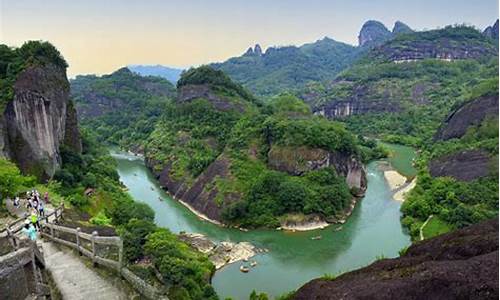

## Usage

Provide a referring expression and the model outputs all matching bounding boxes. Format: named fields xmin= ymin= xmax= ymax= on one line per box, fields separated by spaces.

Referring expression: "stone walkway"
xmin=42 ymin=241 xmax=127 ymax=300
xmin=5 ymin=197 xmax=127 ymax=300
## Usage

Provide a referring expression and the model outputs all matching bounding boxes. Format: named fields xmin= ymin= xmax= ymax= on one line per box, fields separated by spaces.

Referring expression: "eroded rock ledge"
xmin=292 ymin=218 xmax=499 ymax=300
xmin=178 ymin=233 xmax=260 ymax=270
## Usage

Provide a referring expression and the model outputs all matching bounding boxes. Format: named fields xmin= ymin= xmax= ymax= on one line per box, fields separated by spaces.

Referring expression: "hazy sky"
xmin=1 ymin=0 xmax=498 ymax=77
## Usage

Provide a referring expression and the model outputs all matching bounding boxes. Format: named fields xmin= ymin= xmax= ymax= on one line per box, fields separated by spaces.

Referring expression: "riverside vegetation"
xmin=1 ymin=18 xmax=498 ymax=300
xmin=0 ymin=41 xmax=216 ymax=300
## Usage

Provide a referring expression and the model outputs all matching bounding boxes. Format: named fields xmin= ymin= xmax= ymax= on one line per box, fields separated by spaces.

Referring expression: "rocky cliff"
xmin=429 ymin=150 xmax=494 ymax=182
xmin=434 ymin=94 xmax=499 ymax=141
xmin=292 ymin=218 xmax=499 ymax=300
xmin=358 ymin=20 xmax=392 ymax=47
xmin=267 ymin=145 xmax=366 ymax=195
xmin=71 ymin=67 xmax=175 ymax=119
xmin=2 ymin=63 xmax=81 ymax=180
xmin=483 ymin=19 xmax=499 ymax=40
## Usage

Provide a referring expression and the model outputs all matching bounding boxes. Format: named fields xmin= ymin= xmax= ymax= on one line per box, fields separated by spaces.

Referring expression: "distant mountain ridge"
xmin=212 ymin=20 xmax=414 ymax=96
xmin=128 ymin=64 xmax=184 ymax=83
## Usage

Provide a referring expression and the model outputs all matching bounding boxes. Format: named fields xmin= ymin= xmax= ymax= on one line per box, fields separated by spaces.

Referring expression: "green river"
xmin=111 ymin=144 xmax=414 ymax=299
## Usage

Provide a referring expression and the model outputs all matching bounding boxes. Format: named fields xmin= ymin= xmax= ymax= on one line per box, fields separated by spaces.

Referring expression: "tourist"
xmin=21 ymin=222 xmax=37 ymax=241
xmin=13 ymin=196 xmax=20 ymax=207
xmin=44 ymin=191 xmax=50 ymax=204
xmin=38 ymin=200 xmax=45 ymax=217
xmin=26 ymin=197 xmax=33 ymax=210
xmin=31 ymin=212 xmax=40 ymax=231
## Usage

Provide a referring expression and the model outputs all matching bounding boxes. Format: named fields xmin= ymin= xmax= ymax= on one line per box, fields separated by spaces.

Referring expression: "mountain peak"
xmin=392 ymin=21 xmax=413 ymax=35
xmin=358 ymin=20 xmax=391 ymax=47
xmin=243 ymin=44 xmax=263 ymax=56
xmin=483 ymin=19 xmax=499 ymax=40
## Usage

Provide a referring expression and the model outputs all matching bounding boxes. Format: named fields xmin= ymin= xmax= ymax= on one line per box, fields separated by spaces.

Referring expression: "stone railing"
xmin=38 ymin=206 xmax=168 ymax=300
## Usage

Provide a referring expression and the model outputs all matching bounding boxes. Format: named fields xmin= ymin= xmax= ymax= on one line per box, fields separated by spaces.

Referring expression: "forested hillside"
xmin=303 ymin=25 xmax=498 ymax=146
xmin=144 ymin=66 xmax=384 ymax=228
xmin=71 ymin=67 xmax=175 ymax=150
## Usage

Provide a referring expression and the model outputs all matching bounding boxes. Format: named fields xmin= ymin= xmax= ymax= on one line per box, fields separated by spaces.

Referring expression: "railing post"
xmin=76 ymin=227 xmax=82 ymax=256
xmin=91 ymin=231 xmax=97 ymax=267
xmin=118 ymin=238 xmax=124 ymax=273
xmin=50 ymin=224 xmax=54 ymax=239
xmin=6 ymin=226 xmax=17 ymax=249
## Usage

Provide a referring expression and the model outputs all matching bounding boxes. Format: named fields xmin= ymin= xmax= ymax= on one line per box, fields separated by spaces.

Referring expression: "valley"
xmin=112 ymin=143 xmax=414 ymax=299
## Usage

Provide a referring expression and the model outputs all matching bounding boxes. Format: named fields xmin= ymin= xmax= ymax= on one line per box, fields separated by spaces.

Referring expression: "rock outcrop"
xmin=434 ymin=94 xmax=499 ymax=141
xmin=71 ymin=67 xmax=175 ymax=119
xmin=392 ymin=21 xmax=413 ymax=35
xmin=358 ymin=20 xmax=392 ymax=47
xmin=177 ymin=84 xmax=246 ymax=112
xmin=147 ymin=154 xmax=241 ymax=222
xmin=267 ymin=145 xmax=367 ymax=195
xmin=292 ymin=218 xmax=499 ymax=300
xmin=483 ymin=19 xmax=499 ymax=40
xmin=429 ymin=150 xmax=494 ymax=181
xmin=2 ymin=64 xmax=81 ymax=180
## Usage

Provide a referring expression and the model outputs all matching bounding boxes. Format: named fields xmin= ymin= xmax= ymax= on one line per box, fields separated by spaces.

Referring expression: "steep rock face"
xmin=71 ymin=67 xmax=175 ymax=119
xmin=177 ymin=84 xmax=246 ymax=112
xmin=147 ymin=154 xmax=240 ymax=222
xmin=358 ymin=20 xmax=392 ymax=47
xmin=392 ymin=21 xmax=413 ymax=35
xmin=267 ymin=145 xmax=367 ymax=194
xmin=370 ymin=27 xmax=498 ymax=62
xmin=292 ymin=218 xmax=499 ymax=300
xmin=3 ymin=64 xmax=81 ymax=179
xmin=483 ymin=19 xmax=499 ymax=40
xmin=434 ymin=94 xmax=499 ymax=141
xmin=429 ymin=150 xmax=493 ymax=182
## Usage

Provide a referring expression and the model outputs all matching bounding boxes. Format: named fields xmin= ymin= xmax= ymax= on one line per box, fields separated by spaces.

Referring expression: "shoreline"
xmin=280 ymin=221 xmax=330 ymax=232
xmin=383 ymin=170 xmax=407 ymax=191
xmin=393 ymin=178 xmax=417 ymax=201
xmin=175 ymin=197 xmax=223 ymax=226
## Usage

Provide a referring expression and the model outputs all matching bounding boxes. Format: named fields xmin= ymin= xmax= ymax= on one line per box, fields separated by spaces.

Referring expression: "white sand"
xmin=393 ymin=178 xmax=417 ymax=201
xmin=384 ymin=170 xmax=407 ymax=190
xmin=177 ymin=198 xmax=222 ymax=225
xmin=281 ymin=221 xmax=330 ymax=232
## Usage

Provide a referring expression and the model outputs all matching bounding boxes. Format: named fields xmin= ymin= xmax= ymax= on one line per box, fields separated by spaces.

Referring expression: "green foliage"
xmin=71 ymin=67 xmax=175 ymax=148
xmin=269 ymin=93 xmax=311 ymax=115
xmin=89 ymin=211 xmax=112 ymax=226
xmin=249 ymin=290 xmax=269 ymax=300
xmin=0 ymin=41 xmax=67 ymax=110
xmin=212 ymin=38 xmax=361 ymax=96
xmin=0 ymin=158 xmax=35 ymax=208
xmin=145 ymin=228 xmax=217 ymax=300
xmin=119 ymin=218 xmax=156 ymax=262
xmin=421 ymin=216 xmax=453 ymax=239
xmin=178 ymin=65 xmax=257 ymax=103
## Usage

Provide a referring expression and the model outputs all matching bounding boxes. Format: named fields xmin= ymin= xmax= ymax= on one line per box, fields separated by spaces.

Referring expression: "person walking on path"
xmin=31 ymin=212 xmax=40 ymax=231
xmin=21 ymin=222 xmax=37 ymax=241
xmin=38 ymin=200 xmax=45 ymax=217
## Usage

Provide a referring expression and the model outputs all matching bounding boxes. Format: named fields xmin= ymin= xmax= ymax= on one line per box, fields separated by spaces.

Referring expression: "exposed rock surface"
xmin=429 ymin=150 xmax=493 ymax=181
xmin=2 ymin=64 xmax=81 ymax=180
xmin=370 ymin=27 xmax=498 ymax=62
xmin=71 ymin=67 xmax=175 ymax=119
xmin=178 ymin=233 xmax=257 ymax=269
xmin=483 ymin=19 xmax=499 ymax=40
xmin=267 ymin=145 xmax=367 ymax=195
xmin=292 ymin=218 xmax=499 ymax=300
xmin=434 ymin=94 xmax=499 ymax=141
xmin=147 ymin=154 xmax=240 ymax=222
xmin=358 ymin=20 xmax=392 ymax=47
xmin=392 ymin=21 xmax=413 ymax=35
xmin=177 ymin=84 xmax=246 ymax=112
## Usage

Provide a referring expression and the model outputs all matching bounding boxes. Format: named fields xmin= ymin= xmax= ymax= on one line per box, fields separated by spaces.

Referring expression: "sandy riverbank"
xmin=384 ymin=170 xmax=407 ymax=190
xmin=393 ymin=178 xmax=417 ymax=201
xmin=280 ymin=221 xmax=330 ymax=231
xmin=176 ymin=198 xmax=223 ymax=226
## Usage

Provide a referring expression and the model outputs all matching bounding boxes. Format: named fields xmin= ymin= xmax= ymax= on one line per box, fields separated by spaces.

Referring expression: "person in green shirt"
xmin=31 ymin=212 xmax=40 ymax=231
